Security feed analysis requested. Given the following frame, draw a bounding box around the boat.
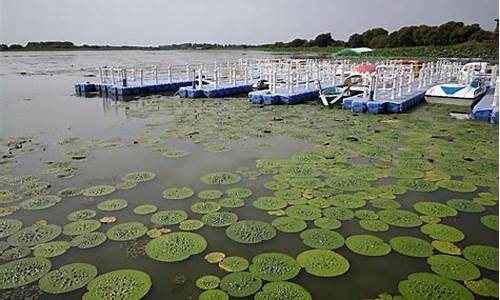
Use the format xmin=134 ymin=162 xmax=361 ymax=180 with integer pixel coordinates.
xmin=319 ymin=65 xmax=374 ymax=106
xmin=424 ymin=80 xmax=488 ymax=107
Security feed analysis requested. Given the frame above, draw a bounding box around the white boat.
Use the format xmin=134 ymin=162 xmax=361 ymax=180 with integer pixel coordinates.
xmin=424 ymin=81 xmax=488 ymax=107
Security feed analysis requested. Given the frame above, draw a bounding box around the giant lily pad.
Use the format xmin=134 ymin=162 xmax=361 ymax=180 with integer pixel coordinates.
xmin=70 ymin=232 xmax=107 ymax=249
xmin=196 ymin=275 xmax=220 ymax=290
xmin=201 ymin=212 xmax=238 ymax=227
xmin=252 ymin=197 xmax=287 ymax=211
xmin=322 ymin=207 xmax=355 ymax=220
xmin=314 ymin=217 xmax=342 ymax=230
xmin=329 ymin=194 xmax=366 ymax=209
xmin=300 ymin=229 xmax=344 ymax=250
xmin=254 ymin=281 xmax=312 ymax=300
xmin=106 ymin=222 xmax=147 ymax=241
xmin=219 ymin=256 xmax=249 ymax=272
xmin=0 ymin=257 xmax=52 ymax=289
xmin=33 ymin=241 xmax=71 ymax=258
xmin=122 ymin=171 xmax=156 ymax=183
xmin=191 ymin=202 xmax=221 ymax=214
xmin=219 ymin=272 xmax=262 ymax=298
xmin=285 ymin=205 xmax=321 ymax=221
xmin=82 ymin=269 xmax=151 ymax=300
xmin=377 ymin=209 xmax=422 ymax=228
xmin=7 ymin=224 xmax=62 ymax=247
xmin=345 ymin=234 xmax=391 ymax=256
xmin=63 ymin=220 xmax=101 ymax=236
xmin=248 ymin=253 xmax=300 ymax=281
xmin=398 ymin=272 xmax=474 ymax=300
xmin=413 ymin=201 xmax=457 ymax=217
xmin=359 ymin=220 xmax=389 ymax=232
xmin=0 ymin=219 xmax=23 ymax=239
xmin=464 ymin=278 xmax=499 ymax=298
xmin=179 ymin=219 xmax=204 ymax=231
xmin=198 ymin=190 xmax=223 ymax=200
xmin=431 ymin=240 xmax=462 ymax=255
xmin=162 ymin=187 xmax=194 ymax=200
xmin=201 ymin=172 xmax=241 ymax=185
xmin=226 ymin=220 xmax=276 ymax=244
xmin=20 ymin=195 xmax=61 ymax=210
xmin=296 ymin=249 xmax=350 ymax=277
xmin=225 ymin=188 xmax=252 ymax=198
xmin=446 ymin=199 xmax=485 ymax=213
xmin=199 ymin=289 xmax=229 ymax=300
xmin=133 ymin=204 xmax=158 ymax=215
xmin=151 ymin=210 xmax=188 ymax=225
xmin=324 ymin=176 xmax=370 ymax=191
xmin=389 ymin=236 xmax=433 ymax=258
xmin=82 ymin=185 xmax=116 ymax=197
xmin=462 ymin=245 xmax=499 ymax=271
xmin=427 ymin=255 xmax=481 ymax=281
xmin=480 ymin=215 xmax=498 ymax=232
xmin=218 ymin=198 xmax=245 ymax=208
xmin=420 ymin=224 xmax=464 ymax=242
xmin=39 ymin=262 xmax=98 ymax=294
xmin=271 ymin=217 xmax=307 ymax=233
xmin=67 ymin=209 xmax=97 ymax=221
xmin=145 ymin=232 xmax=207 ymax=262
xmin=97 ymin=199 xmax=128 ymax=211
xmin=437 ymin=180 xmax=477 ymax=193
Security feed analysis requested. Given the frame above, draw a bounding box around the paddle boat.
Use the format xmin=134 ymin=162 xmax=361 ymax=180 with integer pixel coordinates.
xmin=424 ymin=80 xmax=488 ymax=107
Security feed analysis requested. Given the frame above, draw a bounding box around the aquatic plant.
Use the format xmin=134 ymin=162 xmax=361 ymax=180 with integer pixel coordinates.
xmin=219 ymin=272 xmax=262 ymax=297
xmin=445 ymin=199 xmax=485 ymax=213
xmin=106 ymin=222 xmax=148 ymax=241
xmin=97 ymin=198 xmax=128 ymax=211
xmin=133 ymin=204 xmax=158 ymax=215
xmin=196 ymin=275 xmax=220 ymax=290
xmin=57 ymin=187 xmax=83 ymax=198
xmin=82 ymin=269 xmax=151 ymax=300
xmin=389 ymin=236 xmax=433 ymax=258
xmin=225 ymin=187 xmax=252 ymax=199
xmin=0 ymin=257 xmax=51 ymax=289
xmin=252 ymin=197 xmax=287 ymax=211
xmin=322 ymin=207 xmax=355 ymax=220
xmin=151 ymin=210 xmax=188 ymax=225
xmin=420 ymin=223 xmax=465 ymax=242
xmin=399 ymin=179 xmax=438 ymax=192
xmin=191 ymin=201 xmax=221 ymax=214
xmin=313 ymin=217 xmax=341 ymax=230
xmin=201 ymin=212 xmax=238 ymax=227
xmin=0 ymin=219 xmax=22 ymax=239
xmin=198 ymin=289 xmax=229 ymax=300
xmin=370 ymin=199 xmax=401 ymax=210
xmin=464 ymin=278 xmax=499 ymax=298
xmin=39 ymin=262 xmax=97 ymax=294
xmin=219 ymin=256 xmax=249 ymax=272
xmin=329 ymin=194 xmax=366 ymax=209
xmin=431 ymin=240 xmax=462 ymax=255
xmin=377 ymin=209 xmax=422 ymax=228
xmin=218 ymin=198 xmax=245 ymax=208
xmin=413 ymin=201 xmax=457 ymax=218
xmin=33 ymin=241 xmax=71 ymax=258
xmin=67 ymin=209 xmax=97 ymax=221
xmin=146 ymin=227 xmax=171 ymax=239
xmin=462 ymin=245 xmax=499 ymax=271
xmin=398 ymin=272 xmax=474 ymax=300
xmin=0 ymin=246 xmax=30 ymax=261
xmin=115 ymin=181 xmax=138 ymax=190
xmin=158 ymin=147 xmax=190 ymax=158
xmin=7 ymin=224 xmax=62 ymax=247
xmin=345 ymin=235 xmax=391 ymax=256
xmin=354 ymin=209 xmax=378 ymax=220
xmin=264 ymin=180 xmax=290 ymax=191
xmin=296 ymin=249 xmax=350 ymax=277
xmin=300 ymin=229 xmax=344 ymax=250
xmin=271 ymin=217 xmax=307 ymax=233
xmin=198 ymin=189 xmax=224 ymax=200
xmin=179 ymin=219 xmax=204 ymax=231
xmin=427 ymin=255 xmax=480 ymax=281
xmin=324 ymin=176 xmax=370 ymax=191
xmin=145 ymin=232 xmax=207 ymax=262
xmin=359 ymin=220 xmax=389 ymax=232
xmin=162 ymin=187 xmax=194 ymax=200
xmin=122 ymin=171 xmax=156 ymax=183
xmin=285 ymin=205 xmax=321 ymax=220
xmin=205 ymin=252 xmax=226 ymax=264
xmin=63 ymin=220 xmax=101 ymax=236
xmin=201 ymin=172 xmax=241 ymax=185
xmin=273 ymin=189 xmax=302 ymax=200
xmin=436 ymin=180 xmax=477 ymax=193
xmin=254 ymin=281 xmax=312 ymax=300
xmin=248 ymin=253 xmax=301 ymax=281
xmin=280 ymin=164 xmax=321 ymax=178
xmin=226 ymin=220 xmax=276 ymax=244
xmin=20 ymin=195 xmax=61 ymax=210
xmin=480 ymin=215 xmax=498 ymax=232
xmin=70 ymin=232 xmax=107 ymax=249
xmin=82 ymin=185 xmax=116 ymax=197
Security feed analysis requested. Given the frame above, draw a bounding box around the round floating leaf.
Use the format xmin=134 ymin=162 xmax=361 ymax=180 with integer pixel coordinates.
xmin=218 ymin=198 xmax=245 ymax=208
xmin=159 ymin=147 xmax=190 ymax=158
xmin=314 ymin=217 xmax=341 ymax=230
xmin=162 ymin=187 xmax=194 ymax=200
xmin=464 ymin=278 xmax=499 ymax=298
xmin=198 ymin=190 xmax=223 ymax=200
xmin=300 ymin=229 xmax=344 ymax=250
xmin=199 ymin=289 xmax=229 ymax=300
xmin=0 ymin=219 xmax=23 ymax=239
xmin=252 ymin=197 xmax=287 ymax=211
xmin=39 ymin=262 xmax=97 ymax=294
xmin=446 ymin=199 xmax=485 ymax=213
xmin=248 ymin=253 xmax=300 ymax=281
xmin=63 ymin=220 xmax=101 ymax=236
xmin=225 ymin=188 xmax=252 ymax=199
xmin=255 ymin=281 xmax=312 ymax=300
xmin=359 ymin=219 xmax=389 ymax=232
xmin=82 ymin=185 xmax=116 ymax=197
xmin=205 ymin=252 xmax=226 ymax=264
xmin=220 ymin=272 xmax=262 ymax=298
xmin=323 ymin=207 xmax=354 ymax=220
xmin=83 ymin=269 xmax=151 ymax=300
xmin=145 ymin=232 xmax=207 ymax=262
xmin=462 ymin=245 xmax=499 ymax=271
xmin=325 ymin=176 xmax=370 ymax=191
xmin=0 ymin=257 xmax=52 ymax=289
xmin=437 ymin=180 xmax=477 ymax=193
xmin=264 ymin=180 xmax=290 ymax=191
xmin=133 ymin=204 xmax=158 ymax=215
xmin=202 ymin=212 xmax=238 ymax=227
xmin=389 ymin=236 xmax=433 ymax=258
xmin=345 ymin=235 xmax=391 ymax=256
xmin=226 ymin=220 xmax=276 ymax=244
xmin=0 ymin=246 xmax=30 ymax=261
xmin=191 ymin=202 xmax=221 ymax=214
xmin=329 ymin=194 xmax=366 ymax=209
xmin=285 ymin=205 xmax=321 ymax=221
xmin=122 ymin=171 xmax=156 ymax=183
xmin=389 ymin=168 xmax=424 ymax=179
xmin=370 ymin=199 xmax=401 ymax=210
xmin=431 ymin=240 xmax=462 ymax=255
xmin=420 ymin=215 xmax=441 ymax=224
xmin=273 ymin=189 xmax=302 ymax=200
xmin=398 ymin=272 xmax=474 ymax=300
xmin=179 ymin=219 xmax=204 ymax=231
xmin=420 ymin=224 xmax=465 ymax=242
xmin=97 ymin=199 xmax=128 ymax=211
xmin=67 ymin=209 xmax=97 ymax=221
xmin=7 ymin=224 xmax=62 ymax=247
xmin=115 ymin=181 xmax=137 ymax=190
xmin=399 ymin=179 xmax=438 ymax=192
xmin=480 ymin=215 xmax=498 ymax=232
xmin=33 ymin=241 xmax=71 ymax=258
xmin=280 ymin=164 xmax=320 ymax=178
xmin=354 ymin=210 xmax=378 ymax=220
xmin=296 ymin=249 xmax=350 ymax=277
xmin=71 ymin=232 xmax=107 ymax=249
xmin=151 ymin=210 xmax=188 ymax=225
xmin=196 ymin=275 xmax=220 ymax=290
xmin=413 ymin=201 xmax=457 ymax=218
xmin=57 ymin=187 xmax=83 ymax=198
xmin=20 ymin=195 xmax=61 ymax=210
xmin=106 ymin=222 xmax=147 ymax=241
xmin=427 ymin=255 xmax=480 ymax=281
xmin=378 ymin=209 xmax=422 ymax=228
xmin=288 ymin=178 xmax=324 ymax=189
xmin=201 ymin=172 xmax=241 ymax=185
xmin=271 ymin=217 xmax=307 ymax=233
xmin=219 ymin=256 xmax=249 ymax=272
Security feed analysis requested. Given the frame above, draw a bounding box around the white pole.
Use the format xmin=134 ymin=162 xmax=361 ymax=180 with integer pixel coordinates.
xmin=98 ymin=67 xmax=103 ymax=84
xmin=214 ymin=69 xmax=219 ymax=88
xmin=154 ymin=66 xmax=158 ymax=84
xmin=186 ymin=64 xmax=190 ymax=81
xmin=167 ymin=65 xmax=172 ymax=83
xmin=140 ymin=69 xmax=144 ymax=86
xmin=391 ymin=75 xmax=396 ymax=100
xmin=198 ymin=68 xmax=203 ymax=89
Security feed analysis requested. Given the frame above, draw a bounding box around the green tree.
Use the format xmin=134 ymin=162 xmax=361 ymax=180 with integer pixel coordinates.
xmin=311 ymin=33 xmax=334 ymax=47
xmin=348 ymin=33 xmax=364 ymax=47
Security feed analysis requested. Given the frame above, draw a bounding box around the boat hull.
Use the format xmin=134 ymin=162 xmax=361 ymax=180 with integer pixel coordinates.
xmin=424 ymin=95 xmax=483 ymax=106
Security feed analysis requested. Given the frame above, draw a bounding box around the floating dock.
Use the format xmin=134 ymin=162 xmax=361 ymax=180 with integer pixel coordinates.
xmin=178 ymin=83 xmax=253 ymax=98
xmin=75 ymin=81 xmax=193 ymax=98
xmin=342 ymin=88 xmax=427 ymax=114
xmin=248 ymin=85 xmax=321 ymax=105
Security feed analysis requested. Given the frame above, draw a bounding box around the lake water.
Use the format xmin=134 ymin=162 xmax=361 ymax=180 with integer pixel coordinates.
xmin=0 ymin=50 xmax=498 ymax=300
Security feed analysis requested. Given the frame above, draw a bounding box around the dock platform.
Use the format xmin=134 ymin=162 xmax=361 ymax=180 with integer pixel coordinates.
xmin=342 ymin=87 xmax=427 ymax=114
xmin=75 ymin=81 xmax=193 ymax=98
xmin=178 ymin=83 xmax=253 ymax=98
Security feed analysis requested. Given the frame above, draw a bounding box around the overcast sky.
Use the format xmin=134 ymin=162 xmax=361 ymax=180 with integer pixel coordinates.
xmin=1 ymin=0 xmax=498 ymax=46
